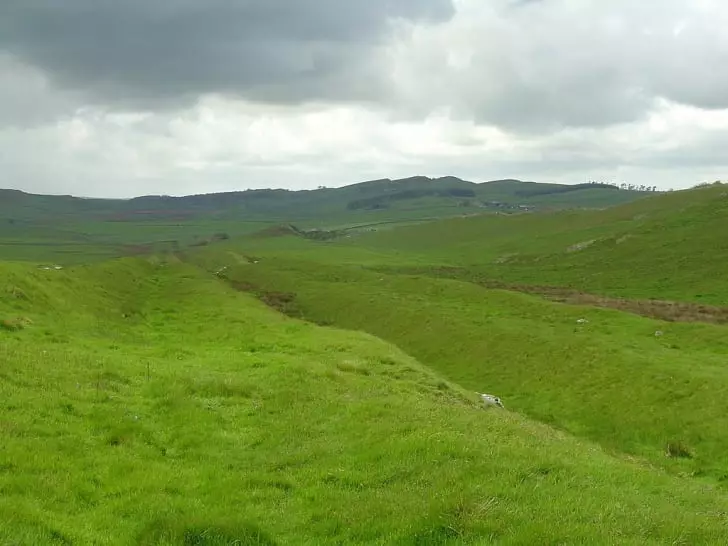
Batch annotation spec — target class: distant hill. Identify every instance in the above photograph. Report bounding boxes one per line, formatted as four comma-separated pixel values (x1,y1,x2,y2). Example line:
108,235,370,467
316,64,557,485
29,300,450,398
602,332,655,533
4,246,728,542
346,182,728,305
0,176,655,225
0,175,657,263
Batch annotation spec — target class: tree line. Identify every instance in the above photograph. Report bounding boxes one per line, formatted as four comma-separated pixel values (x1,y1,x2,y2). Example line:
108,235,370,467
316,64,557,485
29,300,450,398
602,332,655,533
586,181,660,192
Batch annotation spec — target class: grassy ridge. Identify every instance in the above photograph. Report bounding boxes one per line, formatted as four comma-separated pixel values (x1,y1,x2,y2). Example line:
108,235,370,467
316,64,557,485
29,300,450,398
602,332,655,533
0,178,651,225
214,256,728,483
3,258,728,543
346,184,728,304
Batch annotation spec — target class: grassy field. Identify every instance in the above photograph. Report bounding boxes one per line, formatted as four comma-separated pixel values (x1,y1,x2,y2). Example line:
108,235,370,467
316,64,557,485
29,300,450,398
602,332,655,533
0,219,275,264
4,182,728,543
342,183,728,304
201,256,728,482
178,183,728,488
3,257,728,543
0,178,653,266
180,183,728,308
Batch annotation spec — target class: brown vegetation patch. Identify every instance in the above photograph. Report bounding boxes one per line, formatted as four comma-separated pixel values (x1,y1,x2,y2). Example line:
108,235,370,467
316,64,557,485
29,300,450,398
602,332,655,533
1,317,32,332
228,280,303,318
120,243,155,256
665,441,693,459
259,291,297,313
377,266,728,325
251,224,300,238
251,224,344,241
534,289,728,324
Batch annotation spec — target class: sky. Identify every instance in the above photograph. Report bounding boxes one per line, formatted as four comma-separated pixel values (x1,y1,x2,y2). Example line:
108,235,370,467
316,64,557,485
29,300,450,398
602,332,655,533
2,0,728,198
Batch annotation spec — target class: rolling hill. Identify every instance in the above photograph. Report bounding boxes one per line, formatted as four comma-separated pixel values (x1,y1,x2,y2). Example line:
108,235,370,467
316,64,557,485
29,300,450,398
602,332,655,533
0,176,654,264
6,257,728,543
340,181,728,305
4,180,728,543
177,182,728,487
0,177,653,224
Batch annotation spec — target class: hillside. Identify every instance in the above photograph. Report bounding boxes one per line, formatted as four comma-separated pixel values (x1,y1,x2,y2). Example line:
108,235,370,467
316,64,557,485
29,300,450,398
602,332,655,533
192,251,728,483
0,177,652,224
0,177,654,264
172,182,728,489
5,258,728,543
172,183,728,309
338,182,728,305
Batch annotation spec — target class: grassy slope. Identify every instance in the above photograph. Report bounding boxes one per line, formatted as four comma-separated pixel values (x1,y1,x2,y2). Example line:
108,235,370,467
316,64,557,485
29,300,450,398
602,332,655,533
178,184,728,489
211,256,728,483
345,184,728,304
3,259,728,543
0,219,273,265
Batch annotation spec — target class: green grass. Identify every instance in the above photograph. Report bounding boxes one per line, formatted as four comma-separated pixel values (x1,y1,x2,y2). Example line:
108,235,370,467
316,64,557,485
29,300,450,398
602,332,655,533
4,257,728,543
0,219,274,264
5,182,728,543
215,256,728,484
0,178,653,267
345,183,728,304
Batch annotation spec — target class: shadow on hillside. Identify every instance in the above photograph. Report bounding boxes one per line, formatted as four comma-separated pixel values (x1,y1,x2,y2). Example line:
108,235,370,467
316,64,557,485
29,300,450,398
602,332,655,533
224,278,328,325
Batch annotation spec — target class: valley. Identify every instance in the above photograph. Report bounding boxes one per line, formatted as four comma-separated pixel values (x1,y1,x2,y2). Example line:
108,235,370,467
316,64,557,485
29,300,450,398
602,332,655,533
2,180,727,544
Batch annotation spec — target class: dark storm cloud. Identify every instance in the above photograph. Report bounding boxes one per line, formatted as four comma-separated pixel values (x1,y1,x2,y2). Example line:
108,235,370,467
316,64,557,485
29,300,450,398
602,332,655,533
0,0,454,108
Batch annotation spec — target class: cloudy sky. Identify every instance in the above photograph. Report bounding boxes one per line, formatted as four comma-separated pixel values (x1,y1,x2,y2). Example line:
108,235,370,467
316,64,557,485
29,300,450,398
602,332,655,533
2,0,728,198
